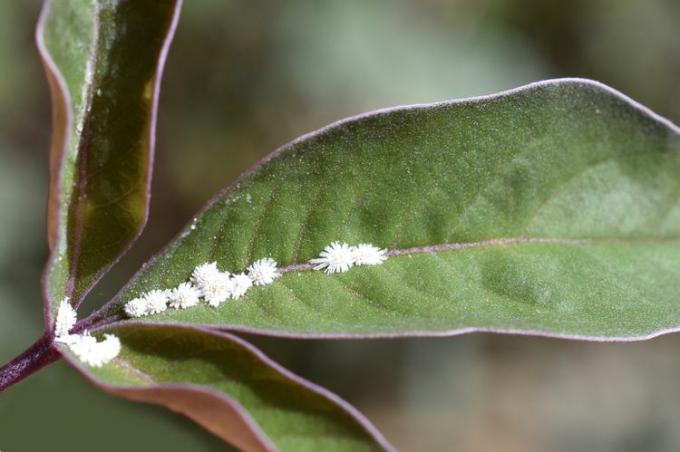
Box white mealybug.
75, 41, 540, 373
168, 282, 201, 309
143, 289, 170, 315
230, 273, 253, 299
124, 297, 147, 318
247, 257, 280, 286
97, 334, 122, 364
203, 272, 233, 307
191, 261, 221, 288
310, 241, 355, 273
54, 298, 77, 337
352, 243, 388, 266
67, 332, 121, 368
192, 262, 232, 306
120, 241, 388, 319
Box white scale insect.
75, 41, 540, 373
123, 242, 388, 319
54, 299, 121, 368
59, 242, 388, 368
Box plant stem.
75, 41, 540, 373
0, 333, 60, 392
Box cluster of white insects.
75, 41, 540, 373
54, 242, 387, 367
54, 298, 121, 368
123, 242, 387, 318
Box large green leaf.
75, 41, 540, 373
96, 79, 680, 339
63, 324, 391, 451
37, 0, 181, 318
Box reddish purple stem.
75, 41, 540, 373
0, 333, 60, 392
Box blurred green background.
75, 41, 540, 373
1, 0, 680, 450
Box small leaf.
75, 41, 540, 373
37, 0, 181, 316
100, 79, 680, 340
62, 324, 392, 451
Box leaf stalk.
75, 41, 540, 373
0, 333, 60, 392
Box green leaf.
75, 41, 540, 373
102, 79, 680, 340
37, 0, 181, 315
63, 324, 391, 451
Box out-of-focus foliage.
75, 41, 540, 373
160, 0, 679, 212
1, 0, 679, 450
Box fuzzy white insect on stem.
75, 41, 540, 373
54, 299, 120, 368
191, 262, 221, 288
122, 241, 388, 319
352, 243, 388, 266
204, 272, 233, 307
168, 282, 201, 309
310, 241, 355, 273
230, 273, 253, 299
65, 333, 122, 368
54, 298, 77, 337
143, 289, 170, 315
247, 257, 280, 286
191, 262, 233, 307
124, 297, 148, 318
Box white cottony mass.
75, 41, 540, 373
352, 243, 388, 266
123, 289, 170, 317
124, 297, 147, 318
143, 289, 170, 315
204, 272, 234, 307
191, 262, 221, 288
122, 241, 389, 318
230, 273, 253, 299
169, 282, 201, 309
310, 242, 355, 273
63, 242, 387, 362
247, 257, 280, 286
191, 262, 233, 306
54, 298, 77, 337
54, 301, 121, 368
65, 333, 122, 368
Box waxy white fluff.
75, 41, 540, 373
310, 242, 355, 273
54, 298, 77, 337
352, 243, 388, 266
65, 333, 121, 368
123, 289, 170, 318
54, 302, 121, 367
122, 241, 388, 319
168, 282, 201, 309
191, 262, 233, 306
143, 289, 170, 315
247, 258, 280, 286
230, 273, 253, 299
203, 272, 234, 307
191, 262, 222, 289
124, 297, 148, 318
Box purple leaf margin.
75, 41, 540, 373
65, 323, 395, 452
35, 0, 184, 324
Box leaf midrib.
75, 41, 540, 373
277, 236, 680, 274
113, 357, 155, 385
62, 0, 101, 302
86, 234, 679, 327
